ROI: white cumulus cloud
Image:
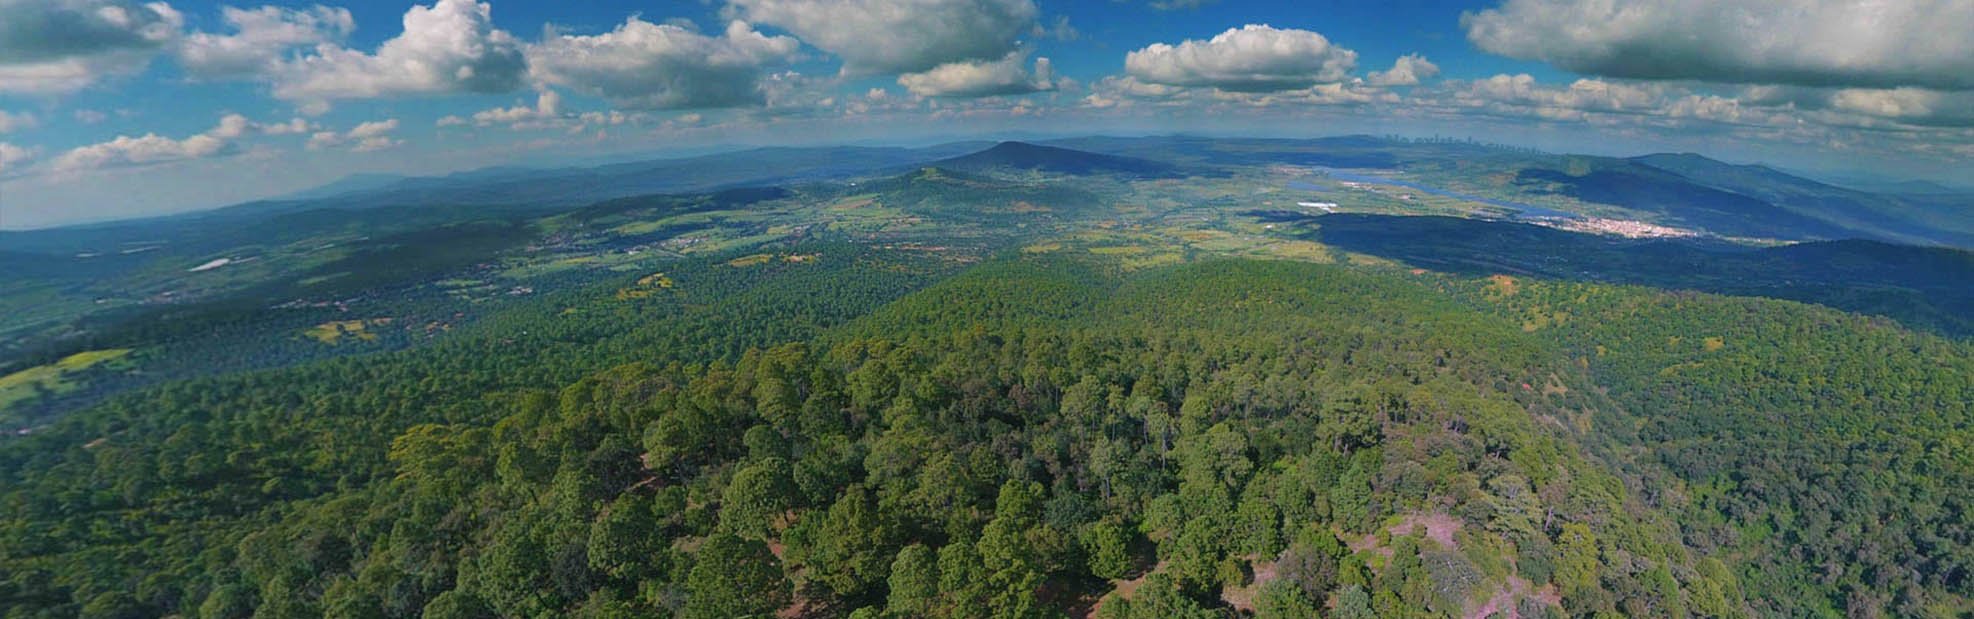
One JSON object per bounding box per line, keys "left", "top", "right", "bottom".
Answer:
{"left": 1825, "top": 88, "right": 1974, "bottom": 127}
{"left": 308, "top": 118, "right": 402, "bottom": 152}
{"left": 577, "top": 110, "right": 639, "bottom": 126}
{"left": 53, "top": 128, "right": 225, "bottom": 172}
{"left": 898, "top": 51, "right": 1054, "bottom": 97}
{"left": 176, "top": 4, "right": 353, "bottom": 78}
{"left": 54, "top": 133, "right": 224, "bottom": 170}
{"left": 1434, "top": 73, "right": 1783, "bottom": 126}
{"left": 725, "top": 0, "right": 1037, "bottom": 75}
{"left": 270, "top": 0, "right": 526, "bottom": 102}
{"left": 1456, "top": 74, "right": 1672, "bottom": 118}
{"left": 527, "top": 19, "right": 798, "bottom": 109}
{"left": 1463, "top": 0, "right": 1974, "bottom": 90}
{"left": 209, "top": 113, "right": 317, "bottom": 138}
{"left": 1125, "top": 24, "right": 1358, "bottom": 92}
{"left": 348, "top": 119, "right": 396, "bottom": 138}
{"left": 1366, "top": 54, "right": 1440, "bottom": 87}
{"left": 470, "top": 89, "right": 561, "bottom": 126}
{"left": 46, "top": 112, "right": 320, "bottom": 172}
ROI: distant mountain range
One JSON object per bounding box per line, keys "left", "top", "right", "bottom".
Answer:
{"left": 274, "top": 172, "right": 413, "bottom": 201}
{"left": 1625, "top": 153, "right": 1974, "bottom": 246}
{"left": 0, "top": 143, "right": 986, "bottom": 254}
{"left": 1042, "top": 136, "right": 1974, "bottom": 247}
{"left": 264, "top": 143, "right": 995, "bottom": 214}
{"left": 7, "top": 136, "right": 1971, "bottom": 253}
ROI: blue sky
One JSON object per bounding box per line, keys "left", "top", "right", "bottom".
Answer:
{"left": 3, "top": 0, "right": 1972, "bottom": 229}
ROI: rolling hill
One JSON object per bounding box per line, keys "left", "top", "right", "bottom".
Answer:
{"left": 930, "top": 141, "right": 1183, "bottom": 178}
{"left": 1044, "top": 135, "right": 1974, "bottom": 247}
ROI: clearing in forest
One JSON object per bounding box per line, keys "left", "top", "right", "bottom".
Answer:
{"left": 0, "top": 349, "right": 134, "bottom": 411}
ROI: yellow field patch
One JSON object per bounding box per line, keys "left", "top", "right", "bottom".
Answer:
{"left": 0, "top": 349, "right": 134, "bottom": 411}
{"left": 617, "top": 272, "right": 677, "bottom": 300}
{"left": 1341, "top": 252, "right": 1398, "bottom": 268}
{"left": 611, "top": 220, "right": 670, "bottom": 236}
{"left": 298, "top": 272, "right": 350, "bottom": 287}
{"left": 55, "top": 349, "right": 133, "bottom": 369}
{"left": 726, "top": 253, "right": 774, "bottom": 267}
{"left": 827, "top": 194, "right": 877, "bottom": 210}
{"left": 1175, "top": 229, "right": 1232, "bottom": 243}
{"left": 1122, "top": 252, "right": 1186, "bottom": 270}
{"left": 1254, "top": 240, "right": 1336, "bottom": 263}
{"left": 1089, "top": 245, "right": 1150, "bottom": 255}
{"left": 305, "top": 319, "right": 390, "bottom": 344}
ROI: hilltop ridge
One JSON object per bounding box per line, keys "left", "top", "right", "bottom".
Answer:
{"left": 931, "top": 141, "right": 1184, "bottom": 178}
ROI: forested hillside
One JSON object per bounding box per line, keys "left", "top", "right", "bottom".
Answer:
{"left": 29, "top": 248, "right": 1963, "bottom": 617}
{"left": 0, "top": 245, "right": 960, "bottom": 618}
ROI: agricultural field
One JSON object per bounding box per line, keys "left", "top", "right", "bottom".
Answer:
{"left": 302, "top": 319, "right": 394, "bottom": 344}
{"left": 0, "top": 349, "right": 133, "bottom": 422}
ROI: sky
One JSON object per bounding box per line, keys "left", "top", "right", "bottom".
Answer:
{"left": 2, "top": 0, "right": 1973, "bottom": 229}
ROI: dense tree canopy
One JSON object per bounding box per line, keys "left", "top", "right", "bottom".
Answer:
{"left": 2, "top": 247, "right": 1966, "bottom": 618}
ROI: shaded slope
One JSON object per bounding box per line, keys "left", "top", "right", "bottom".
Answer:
{"left": 1305, "top": 213, "right": 1974, "bottom": 336}
{"left": 1513, "top": 166, "right": 1858, "bottom": 240}
{"left": 1633, "top": 153, "right": 1974, "bottom": 247}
